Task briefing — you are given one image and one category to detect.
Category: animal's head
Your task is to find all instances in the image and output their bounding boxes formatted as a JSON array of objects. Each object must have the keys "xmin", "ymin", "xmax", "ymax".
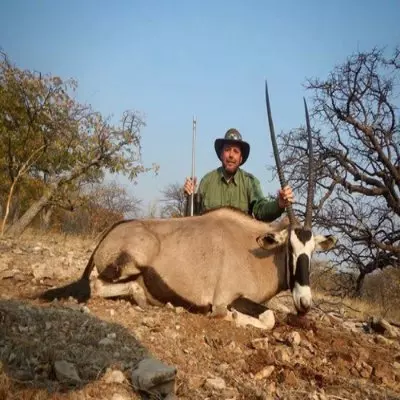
[{"xmin": 256, "ymin": 82, "xmax": 337, "ymax": 314}]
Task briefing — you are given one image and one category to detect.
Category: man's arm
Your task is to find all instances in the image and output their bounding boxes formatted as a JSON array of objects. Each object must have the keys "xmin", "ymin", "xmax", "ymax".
[{"xmin": 248, "ymin": 176, "xmax": 285, "ymax": 222}]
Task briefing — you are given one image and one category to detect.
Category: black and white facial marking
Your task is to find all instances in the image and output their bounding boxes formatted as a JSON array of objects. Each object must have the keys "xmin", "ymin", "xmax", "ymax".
[{"xmin": 287, "ymin": 228, "xmax": 315, "ymax": 314}]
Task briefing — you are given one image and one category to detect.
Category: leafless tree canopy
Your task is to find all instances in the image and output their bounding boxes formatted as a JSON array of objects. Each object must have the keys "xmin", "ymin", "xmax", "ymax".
[
  {"xmin": 160, "ymin": 182, "xmax": 186, "ymax": 218},
  {"xmin": 277, "ymin": 47, "xmax": 400, "ymax": 293}
]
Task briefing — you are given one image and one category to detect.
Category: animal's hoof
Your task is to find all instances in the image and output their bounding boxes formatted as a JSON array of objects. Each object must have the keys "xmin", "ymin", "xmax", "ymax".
[{"xmin": 259, "ymin": 310, "xmax": 275, "ymax": 330}]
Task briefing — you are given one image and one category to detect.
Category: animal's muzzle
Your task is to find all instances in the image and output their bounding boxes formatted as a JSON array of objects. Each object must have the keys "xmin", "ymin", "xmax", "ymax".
[{"xmin": 292, "ymin": 283, "xmax": 312, "ymax": 314}]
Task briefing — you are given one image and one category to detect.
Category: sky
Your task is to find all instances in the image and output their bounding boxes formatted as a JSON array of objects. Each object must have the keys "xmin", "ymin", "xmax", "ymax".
[{"xmin": 1, "ymin": 0, "xmax": 399, "ymax": 215}]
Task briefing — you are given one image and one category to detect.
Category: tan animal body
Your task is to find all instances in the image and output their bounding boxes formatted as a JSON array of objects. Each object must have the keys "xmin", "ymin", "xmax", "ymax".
[{"xmin": 40, "ymin": 208, "xmax": 334, "ymax": 317}]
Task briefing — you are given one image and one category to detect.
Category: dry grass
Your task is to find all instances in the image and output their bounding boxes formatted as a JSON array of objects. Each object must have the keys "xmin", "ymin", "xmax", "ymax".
[{"xmin": 313, "ymin": 291, "xmax": 400, "ymax": 323}]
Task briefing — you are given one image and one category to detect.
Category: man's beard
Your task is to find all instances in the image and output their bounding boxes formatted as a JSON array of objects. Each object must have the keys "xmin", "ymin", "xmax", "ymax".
[{"xmin": 223, "ymin": 161, "xmax": 239, "ymax": 176}]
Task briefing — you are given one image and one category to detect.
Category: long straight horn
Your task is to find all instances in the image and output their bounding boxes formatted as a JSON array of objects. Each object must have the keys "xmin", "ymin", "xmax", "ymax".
[
  {"xmin": 265, "ymin": 81, "xmax": 295, "ymax": 226},
  {"xmin": 303, "ymin": 98, "xmax": 314, "ymax": 229}
]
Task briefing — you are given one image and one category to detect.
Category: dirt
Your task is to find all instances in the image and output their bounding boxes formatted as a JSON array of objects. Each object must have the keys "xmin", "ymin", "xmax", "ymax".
[{"xmin": 0, "ymin": 233, "xmax": 400, "ymax": 400}]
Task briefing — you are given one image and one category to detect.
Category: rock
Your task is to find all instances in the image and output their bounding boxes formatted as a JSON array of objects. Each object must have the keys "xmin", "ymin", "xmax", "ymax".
[
  {"xmin": 141, "ymin": 317, "xmax": 156, "ymax": 327},
  {"xmin": 205, "ymin": 377, "xmax": 226, "ymax": 390},
  {"xmin": 355, "ymin": 361, "xmax": 373, "ymax": 378},
  {"xmin": 80, "ymin": 305, "xmax": 91, "ymax": 314},
  {"xmin": 222, "ymin": 387, "xmax": 239, "ymax": 398},
  {"xmin": 283, "ymin": 369, "xmax": 298, "ymax": 386},
  {"xmin": 300, "ymin": 339, "xmax": 315, "ymax": 353},
  {"xmin": 54, "ymin": 360, "xmax": 81, "ymax": 383},
  {"xmin": 186, "ymin": 374, "xmax": 205, "ymax": 388},
  {"xmin": 254, "ymin": 365, "xmax": 275, "ymax": 380},
  {"xmin": 98, "ymin": 337, "xmax": 114, "ymax": 346},
  {"xmin": 342, "ymin": 321, "xmax": 360, "ymax": 333},
  {"xmin": 32, "ymin": 263, "xmax": 54, "ymax": 280},
  {"xmin": 131, "ymin": 357, "xmax": 176, "ymax": 397},
  {"xmin": 272, "ymin": 332, "xmax": 284, "ymax": 342},
  {"xmin": 217, "ymin": 363, "xmax": 230, "ymax": 373},
  {"xmin": 268, "ymin": 300, "xmax": 291, "ymax": 314},
  {"xmin": 286, "ymin": 331, "xmax": 301, "ymax": 346},
  {"xmin": 103, "ymin": 368, "xmax": 126, "ymax": 384},
  {"xmin": 251, "ymin": 337, "xmax": 269, "ymax": 350},
  {"xmin": 274, "ymin": 347, "xmax": 291, "ymax": 363}
]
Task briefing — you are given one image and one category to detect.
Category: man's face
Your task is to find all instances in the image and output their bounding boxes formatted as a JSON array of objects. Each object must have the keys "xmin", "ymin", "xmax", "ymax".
[{"xmin": 221, "ymin": 144, "xmax": 242, "ymax": 174}]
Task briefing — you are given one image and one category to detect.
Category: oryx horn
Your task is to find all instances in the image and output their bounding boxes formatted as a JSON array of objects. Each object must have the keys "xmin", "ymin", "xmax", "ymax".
[
  {"xmin": 303, "ymin": 98, "xmax": 314, "ymax": 229},
  {"xmin": 265, "ymin": 81, "xmax": 295, "ymax": 226}
]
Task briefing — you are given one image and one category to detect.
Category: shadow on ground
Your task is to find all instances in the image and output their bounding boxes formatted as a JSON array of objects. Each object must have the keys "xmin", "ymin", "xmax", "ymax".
[{"xmin": 0, "ymin": 299, "xmax": 167, "ymax": 398}]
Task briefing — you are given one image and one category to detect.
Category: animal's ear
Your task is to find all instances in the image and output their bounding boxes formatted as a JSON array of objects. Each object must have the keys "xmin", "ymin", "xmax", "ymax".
[
  {"xmin": 314, "ymin": 234, "xmax": 337, "ymax": 251},
  {"xmin": 257, "ymin": 230, "xmax": 288, "ymax": 250}
]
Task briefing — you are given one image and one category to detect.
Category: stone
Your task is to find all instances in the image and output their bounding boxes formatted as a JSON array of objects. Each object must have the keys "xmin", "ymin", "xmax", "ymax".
[
  {"xmin": 254, "ymin": 365, "xmax": 275, "ymax": 380},
  {"xmin": 283, "ymin": 369, "xmax": 298, "ymax": 386},
  {"xmin": 274, "ymin": 347, "xmax": 291, "ymax": 363},
  {"xmin": 205, "ymin": 377, "xmax": 226, "ymax": 390},
  {"xmin": 251, "ymin": 337, "xmax": 269, "ymax": 350},
  {"xmin": 286, "ymin": 331, "xmax": 301, "ymax": 346},
  {"xmin": 98, "ymin": 337, "xmax": 114, "ymax": 346},
  {"xmin": 103, "ymin": 368, "xmax": 126, "ymax": 384},
  {"xmin": 131, "ymin": 357, "xmax": 176, "ymax": 397},
  {"xmin": 54, "ymin": 360, "xmax": 81, "ymax": 383}
]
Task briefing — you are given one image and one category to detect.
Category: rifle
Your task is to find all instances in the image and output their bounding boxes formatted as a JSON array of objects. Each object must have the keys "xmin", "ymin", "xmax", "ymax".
[{"xmin": 185, "ymin": 116, "xmax": 201, "ymax": 217}]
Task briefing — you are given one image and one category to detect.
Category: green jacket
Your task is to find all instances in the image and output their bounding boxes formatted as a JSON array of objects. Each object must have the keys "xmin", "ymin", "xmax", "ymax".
[{"xmin": 197, "ymin": 167, "xmax": 284, "ymax": 222}]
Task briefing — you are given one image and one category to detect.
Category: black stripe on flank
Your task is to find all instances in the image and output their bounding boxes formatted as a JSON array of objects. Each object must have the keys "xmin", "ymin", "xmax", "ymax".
[
  {"xmin": 99, "ymin": 251, "xmax": 133, "ymax": 282},
  {"xmin": 139, "ymin": 266, "xmax": 211, "ymax": 314},
  {"xmin": 295, "ymin": 254, "xmax": 310, "ymax": 286}
]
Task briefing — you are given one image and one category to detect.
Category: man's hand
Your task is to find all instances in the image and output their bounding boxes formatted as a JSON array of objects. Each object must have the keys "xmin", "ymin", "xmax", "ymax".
[
  {"xmin": 183, "ymin": 177, "xmax": 197, "ymax": 196},
  {"xmin": 277, "ymin": 185, "xmax": 294, "ymax": 209}
]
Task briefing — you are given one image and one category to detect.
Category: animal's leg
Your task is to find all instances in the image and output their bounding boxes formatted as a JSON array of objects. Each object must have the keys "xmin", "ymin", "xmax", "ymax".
[
  {"xmin": 91, "ymin": 279, "xmax": 148, "ymax": 308},
  {"xmin": 229, "ymin": 297, "xmax": 269, "ymax": 318},
  {"xmin": 229, "ymin": 309, "xmax": 275, "ymax": 330},
  {"xmin": 209, "ymin": 304, "xmax": 229, "ymax": 318},
  {"xmin": 225, "ymin": 298, "xmax": 276, "ymax": 330}
]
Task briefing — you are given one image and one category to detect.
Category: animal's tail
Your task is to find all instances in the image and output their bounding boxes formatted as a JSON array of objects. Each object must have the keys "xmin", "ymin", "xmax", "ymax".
[{"xmin": 39, "ymin": 252, "xmax": 96, "ymax": 303}]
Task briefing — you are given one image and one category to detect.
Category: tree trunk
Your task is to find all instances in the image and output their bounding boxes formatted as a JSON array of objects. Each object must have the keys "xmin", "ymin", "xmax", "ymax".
[
  {"xmin": 5, "ymin": 190, "xmax": 54, "ymax": 237},
  {"xmin": 40, "ymin": 206, "xmax": 53, "ymax": 231},
  {"xmin": 355, "ymin": 272, "xmax": 365, "ymax": 297}
]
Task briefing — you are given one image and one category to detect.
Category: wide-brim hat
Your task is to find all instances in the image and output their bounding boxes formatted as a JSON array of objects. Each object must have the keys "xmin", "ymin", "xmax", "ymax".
[{"xmin": 214, "ymin": 128, "xmax": 250, "ymax": 165}]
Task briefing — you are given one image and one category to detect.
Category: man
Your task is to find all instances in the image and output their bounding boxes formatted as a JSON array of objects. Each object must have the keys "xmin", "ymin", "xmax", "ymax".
[{"xmin": 183, "ymin": 128, "xmax": 294, "ymax": 222}]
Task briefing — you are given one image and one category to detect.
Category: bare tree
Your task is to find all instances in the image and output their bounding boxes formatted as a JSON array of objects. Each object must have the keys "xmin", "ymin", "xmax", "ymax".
[
  {"xmin": 53, "ymin": 181, "xmax": 142, "ymax": 235},
  {"xmin": 277, "ymin": 47, "xmax": 400, "ymax": 294},
  {"xmin": 159, "ymin": 182, "xmax": 186, "ymax": 218}
]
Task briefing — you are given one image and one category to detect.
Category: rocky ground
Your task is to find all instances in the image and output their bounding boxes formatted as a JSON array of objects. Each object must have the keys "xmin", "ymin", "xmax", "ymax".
[{"xmin": 0, "ymin": 232, "xmax": 400, "ymax": 400}]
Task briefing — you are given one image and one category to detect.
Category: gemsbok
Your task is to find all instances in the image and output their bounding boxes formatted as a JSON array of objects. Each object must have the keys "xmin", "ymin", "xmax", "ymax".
[{"xmin": 41, "ymin": 82, "xmax": 337, "ymax": 328}]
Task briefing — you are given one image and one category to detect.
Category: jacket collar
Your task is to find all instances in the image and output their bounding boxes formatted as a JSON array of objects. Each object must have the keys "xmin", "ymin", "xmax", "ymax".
[{"xmin": 218, "ymin": 167, "xmax": 241, "ymax": 185}]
